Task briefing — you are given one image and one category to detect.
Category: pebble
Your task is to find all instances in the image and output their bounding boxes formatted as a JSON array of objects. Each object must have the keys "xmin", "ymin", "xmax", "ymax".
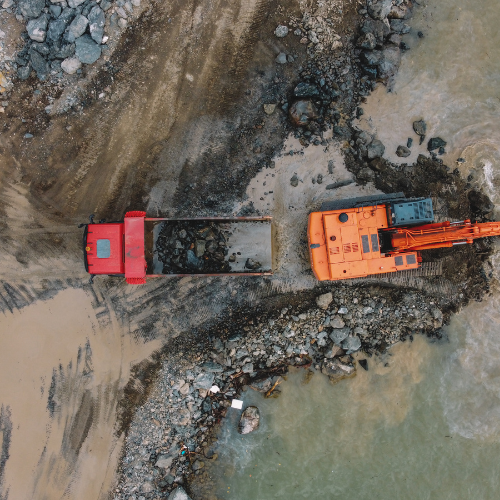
[
  {"xmin": 275, "ymin": 52, "xmax": 287, "ymax": 64},
  {"xmin": 274, "ymin": 25, "xmax": 289, "ymax": 38},
  {"xmin": 396, "ymin": 145, "xmax": 411, "ymax": 158}
]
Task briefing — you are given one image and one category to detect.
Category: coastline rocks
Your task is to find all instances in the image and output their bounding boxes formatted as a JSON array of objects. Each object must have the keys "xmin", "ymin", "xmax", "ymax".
[
  {"xmin": 427, "ymin": 137, "xmax": 447, "ymax": 151},
  {"xmin": 330, "ymin": 327, "xmax": 350, "ymax": 345},
  {"xmin": 289, "ymin": 99, "xmax": 319, "ymax": 126},
  {"xmin": 341, "ymin": 336, "xmax": 362, "ymax": 354},
  {"xmin": 238, "ymin": 406, "xmax": 260, "ymax": 434},
  {"xmin": 66, "ymin": 15, "xmax": 89, "ymax": 43},
  {"xmin": 367, "ymin": 0, "xmax": 393, "ymax": 21},
  {"xmin": 316, "ymin": 292, "xmax": 333, "ymax": 310},
  {"xmin": 321, "ymin": 358, "xmax": 356, "ymax": 383}
]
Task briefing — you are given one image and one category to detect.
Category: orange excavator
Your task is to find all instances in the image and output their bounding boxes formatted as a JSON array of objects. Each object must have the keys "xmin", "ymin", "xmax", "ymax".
[{"xmin": 308, "ymin": 193, "xmax": 500, "ymax": 281}]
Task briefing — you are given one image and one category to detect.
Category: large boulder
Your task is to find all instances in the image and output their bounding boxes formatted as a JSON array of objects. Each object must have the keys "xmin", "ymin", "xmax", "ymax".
[
  {"xmin": 367, "ymin": 0, "xmax": 393, "ymax": 20},
  {"xmin": 30, "ymin": 50, "xmax": 49, "ymax": 79},
  {"xmin": 377, "ymin": 46, "xmax": 401, "ymax": 81},
  {"xmin": 361, "ymin": 18, "xmax": 390, "ymax": 44},
  {"xmin": 341, "ymin": 336, "xmax": 362, "ymax": 354},
  {"xmin": 75, "ymin": 34, "xmax": 101, "ymax": 64},
  {"xmin": 367, "ymin": 139, "xmax": 385, "ymax": 159},
  {"xmin": 321, "ymin": 359, "xmax": 356, "ymax": 383},
  {"xmin": 193, "ymin": 372, "xmax": 214, "ymax": 390},
  {"xmin": 329, "ymin": 327, "xmax": 350, "ymax": 345},
  {"xmin": 88, "ymin": 6, "xmax": 105, "ymax": 44},
  {"xmin": 289, "ymin": 99, "xmax": 319, "ymax": 126},
  {"xmin": 66, "ymin": 15, "xmax": 88, "ymax": 42},
  {"xmin": 238, "ymin": 406, "xmax": 260, "ymax": 434},
  {"xmin": 316, "ymin": 292, "xmax": 333, "ymax": 310},
  {"xmin": 47, "ymin": 9, "xmax": 76, "ymax": 43}
]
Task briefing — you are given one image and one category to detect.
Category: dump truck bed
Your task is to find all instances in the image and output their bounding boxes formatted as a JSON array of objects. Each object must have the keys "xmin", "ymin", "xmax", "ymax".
[{"xmin": 146, "ymin": 217, "xmax": 273, "ymax": 277}]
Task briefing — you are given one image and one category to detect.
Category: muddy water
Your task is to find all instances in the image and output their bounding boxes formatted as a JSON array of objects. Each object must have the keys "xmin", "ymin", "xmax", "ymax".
[{"xmin": 211, "ymin": 0, "xmax": 500, "ymax": 497}]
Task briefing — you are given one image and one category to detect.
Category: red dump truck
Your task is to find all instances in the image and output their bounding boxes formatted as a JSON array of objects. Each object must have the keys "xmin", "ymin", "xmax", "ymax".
[{"xmin": 80, "ymin": 211, "xmax": 273, "ymax": 284}]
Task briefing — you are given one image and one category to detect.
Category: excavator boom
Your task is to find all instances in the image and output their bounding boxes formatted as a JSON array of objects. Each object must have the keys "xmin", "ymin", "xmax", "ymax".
[{"xmin": 389, "ymin": 220, "xmax": 500, "ymax": 252}]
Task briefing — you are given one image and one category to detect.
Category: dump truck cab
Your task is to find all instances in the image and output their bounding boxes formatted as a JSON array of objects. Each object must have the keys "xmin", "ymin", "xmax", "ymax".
[{"xmin": 83, "ymin": 222, "xmax": 125, "ymax": 276}]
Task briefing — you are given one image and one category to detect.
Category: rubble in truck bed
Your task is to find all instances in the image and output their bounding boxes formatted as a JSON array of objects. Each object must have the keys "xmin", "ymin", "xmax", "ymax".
[{"xmin": 154, "ymin": 221, "xmax": 263, "ymax": 274}]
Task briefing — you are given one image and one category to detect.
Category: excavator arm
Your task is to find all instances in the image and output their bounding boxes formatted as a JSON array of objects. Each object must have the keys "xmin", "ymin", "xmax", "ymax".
[{"xmin": 388, "ymin": 220, "xmax": 500, "ymax": 253}]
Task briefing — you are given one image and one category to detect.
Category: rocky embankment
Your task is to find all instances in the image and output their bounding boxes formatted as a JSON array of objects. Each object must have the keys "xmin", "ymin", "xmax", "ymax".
[{"xmin": 115, "ymin": 286, "xmax": 446, "ymax": 499}]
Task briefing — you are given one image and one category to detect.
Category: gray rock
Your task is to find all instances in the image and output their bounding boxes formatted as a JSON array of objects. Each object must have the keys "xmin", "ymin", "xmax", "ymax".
[
  {"xmin": 61, "ymin": 56, "xmax": 81, "ymax": 74},
  {"xmin": 290, "ymin": 174, "xmax": 299, "ymax": 187},
  {"xmin": 142, "ymin": 482, "xmax": 154, "ymax": 493},
  {"xmin": 238, "ymin": 406, "xmax": 260, "ymax": 434},
  {"xmin": 194, "ymin": 239, "xmax": 205, "ymax": 258},
  {"xmin": 49, "ymin": 5, "xmax": 61, "ymax": 18},
  {"xmin": 337, "ymin": 306, "xmax": 348, "ymax": 314},
  {"xmin": 67, "ymin": 0, "xmax": 86, "ymax": 8},
  {"xmin": 330, "ymin": 316, "xmax": 345, "ymax": 329},
  {"xmin": 101, "ymin": 0, "xmax": 112, "ymax": 10},
  {"xmin": 316, "ymin": 292, "xmax": 333, "ymax": 310},
  {"xmin": 276, "ymin": 52, "xmax": 287, "ymax": 64},
  {"xmin": 88, "ymin": 6, "xmax": 105, "ymax": 44},
  {"xmin": 245, "ymin": 258, "xmax": 261, "ymax": 270},
  {"xmin": 47, "ymin": 9, "xmax": 75, "ymax": 42},
  {"xmin": 413, "ymin": 119, "xmax": 426, "ymax": 137},
  {"xmin": 427, "ymin": 137, "xmax": 447, "ymax": 151},
  {"xmin": 53, "ymin": 43, "xmax": 76, "ymax": 59},
  {"xmin": 396, "ymin": 145, "xmax": 411, "ymax": 158},
  {"xmin": 274, "ymin": 25, "xmax": 288, "ymax": 37},
  {"xmin": 390, "ymin": 19, "xmax": 410, "ymax": 34},
  {"xmin": 155, "ymin": 455, "xmax": 173, "ymax": 469},
  {"xmin": 289, "ymin": 99, "xmax": 319, "ymax": 126},
  {"xmin": 24, "ymin": 133, "xmax": 34, "ymax": 138},
  {"xmin": 67, "ymin": 14, "xmax": 88, "ymax": 42},
  {"xmin": 357, "ymin": 32, "xmax": 376, "ymax": 50},
  {"xmin": 367, "ymin": 0, "xmax": 392, "ymax": 20},
  {"xmin": 27, "ymin": 14, "xmax": 48, "ymax": 42},
  {"xmin": 341, "ymin": 336, "xmax": 362, "ymax": 354},
  {"xmin": 263, "ymin": 103, "xmax": 276, "ymax": 115},
  {"xmin": 362, "ymin": 49, "xmax": 382, "ymax": 66},
  {"xmin": 321, "ymin": 359, "xmax": 356, "ymax": 382},
  {"xmin": 192, "ymin": 460, "xmax": 204, "ymax": 471},
  {"xmin": 75, "ymin": 34, "xmax": 101, "ymax": 64},
  {"xmin": 193, "ymin": 372, "xmax": 214, "ymax": 390},
  {"xmin": 468, "ymin": 189, "xmax": 494, "ymax": 214},
  {"xmin": 200, "ymin": 361, "xmax": 224, "ymax": 373},
  {"xmin": 18, "ymin": 0, "xmax": 45, "ymax": 19},
  {"xmin": 378, "ymin": 46, "xmax": 401, "ymax": 81},
  {"xmin": 168, "ymin": 486, "xmax": 192, "ymax": 500},
  {"xmin": 329, "ymin": 327, "xmax": 350, "ymax": 345},
  {"xmin": 18, "ymin": 64, "xmax": 32, "ymax": 80},
  {"xmin": 367, "ymin": 139, "xmax": 385, "ymax": 159},
  {"xmin": 293, "ymin": 82, "xmax": 320, "ymax": 98},
  {"xmin": 30, "ymin": 50, "xmax": 49, "ymax": 79},
  {"xmin": 242, "ymin": 363, "xmax": 254, "ymax": 374},
  {"xmin": 361, "ymin": 18, "xmax": 390, "ymax": 43}
]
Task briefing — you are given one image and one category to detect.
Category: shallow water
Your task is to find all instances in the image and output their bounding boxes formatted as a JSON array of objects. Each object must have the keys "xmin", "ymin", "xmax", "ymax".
[{"xmin": 210, "ymin": 0, "xmax": 500, "ymax": 497}]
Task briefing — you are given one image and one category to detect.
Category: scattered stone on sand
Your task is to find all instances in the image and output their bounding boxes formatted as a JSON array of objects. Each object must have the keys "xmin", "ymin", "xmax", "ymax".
[
  {"xmin": 290, "ymin": 174, "xmax": 299, "ymax": 187},
  {"xmin": 27, "ymin": 14, "xmax": 48, "ymax": 42},
  {"xmin": 427, "ymin": 137, "xmax": 447, "ymax": 151},
  {"xmin": 238, "ymin": 406, "xmax": 260, "ymax": 434},
  {"xmin": 289, "ymin": 99, "xmax": 319, "ymax": 126},
  {"xmin": 168, "ymin": 486, "xmax": 192, "ymax": 500},
  {"xmin": 367, "ymin": 139, "xmax": 385, "ymax": 159},
  {"xmin": 274, "ymin": 25, "xmax": 289, "ymax": 38},
  {"xmin": 358, "ymin": 359, "xmax": 368, "ymax": 371},
  {"xmin": 263, "ymin": 103, "xmax": 276, "ymax": 115},
  {"xmin": 75, "ymin": 34, "xmax": 101, "ymax": 64},
  {"xmin": 396, "ymin": 145, "xmax": 411, "ymax": 157},
  {"xmin": 413, "ymin": 119, "xmax": 427, "ymax": 137},
  {"xmin": 61, "ymin": 57, "xmax": 81, "ymax": 74}
]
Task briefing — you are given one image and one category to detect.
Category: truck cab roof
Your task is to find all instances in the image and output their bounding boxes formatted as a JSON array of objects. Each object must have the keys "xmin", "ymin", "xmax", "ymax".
[{"xmin": 85, "ymin": 223, "xmax": 125, "ymax": 275}]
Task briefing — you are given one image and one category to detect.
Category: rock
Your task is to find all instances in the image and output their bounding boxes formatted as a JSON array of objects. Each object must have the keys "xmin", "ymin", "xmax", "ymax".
[
  {"xmin": 468, "ymin": 189, "xmax": 494, "ymax": 214},
  {"xmin": 337, "ymin": 306, "xmax": 348, "ymax": 314},
  {"xmin": 2, "ymin": 0, "xmax": 13, "ymax": 7},
  {"xmin": 390, "ymin": 19, "xmax": 411, "ymax": 34},
  {"xmin": 61, "ymin": 57, "xmax": 81, "ymax": 74},
  {"xmin": 389, "ymin": 3, "xmax": 410, "ymax": 19},
  {"xmin": 330, "ymin": 316, "xmax": 345, "ymax": 329},
  {"xmin": 53, "ymin": 43, "xmax": 75, "ymax": 59},
  {"xmin": 185, "ymin": 249, "xmax": 203, "ymax": 270},
  {"xmin": 367, "ymin": 139, "xmax": 385, "ymax": 159},
  {"xmin": 407, "ymin": 137, "xmax": 413, "ymax": 148},
  {"xmin": 324, "ymin": 345, "xmax": 342, "ymax": 358},
  {"xmin": 413, "ymin": 119, "xmax": 426, "ymax": 137},
  {"xmin": 169, "ymin": 486, "xmax": 192, "ymax": 500},
  {"xmin": 245, "ymin": 258, "xmax": 261, "ymax": 270},
  {"xmin": 293, "ymin": 82, "xmax": 320, "ymax": 98},
  {"xmin": 276, "ymin": 52, "xmax": 287, "ymax": 64},
  {"xmin": 263, "ymin": 103, "xmax": 276, "ymax": 115},
  {"xmin": 193, "ymin": 372, "xmax": 214, "ymax": 390},
  {"xmin": 18, "ymin": 65, "xmax": 32, "ymax": 80},
  {"xmin": 49, "ymin": 4, "xmax": 61, "ymax": 17},
  {"xmin": 321, "ymin": 359, "xmax": 356, "ymax": 383},
  {"xmin": 194, "ymin": 240, "xmax": 205, "ymax": 258},
  {"xmin": 75, "ymin": 34, "xmax": 101, "ymax": 64},
  {"xmin": 274, "ymin": 25, "xmax": 288, "ymax": 37},
  {"xmin": 361, "ymin": 18, "xmax": 390, "ymax": 43},
  {"xmin": 142, "ymin": 482, "xmax": 154, "ymax": 493},
  {"xmin": 289, "ymin": 99, "xmax": 318, "ymax": 126},
  {"xmin": 367, "ymin": 0, "xmax": 393, "ymax": 20},
  {"xmin": 378, "ymin": 46, "xmax": 401, "ymax": 81},
  {"xmin": 250, "ymin": 376, "xmax": 283, "ymax": 393},
  {"xmin": 242, "ymin": 363, "xmax": 254, "ymax": 374},
  {"xmin": 18, "ymin": 0, "xmax": 45, "ymax": 19},
  {"xmin": 238, "ymin": 406, "xmax": 260, "ymax": 434},
  {"xmin": 396, "ymin": 145, "xmax": 411, "ymax": 158},
  {"xmin": 24, "ymin": 133, "xmax": 34, "ymax": 139},
  {"xmin": 290, "ymin": 174, "xmax": 299, "ymax": 187},
  {"xmin": 341, "ymin": 336, "xmax": 362, "ymax": 354},
  {"xmin": 27, "ymin": 14, "xmax": 48, "ymax": 42},
  {"xmin": 88, "ymin": 6, "xmax": 105, "ymax": 44},
  {"xmin": 325, "ymin": 180, "xmax": 354, "ymax": 190},
  {"xmin": 316, "ymin": 292, "xmax": 333, "ymax": 310},
  {"xmin": 30, "ymin": 50, "xmax": 49, "ymax": 79},
  {"xmin": 361, "ymin": 49, "xmax": 382, "ymax": 66},
  {"xmin": 357, "ymin": 32, "xmax": 376, "ymax": 50},
  {"xmin": 192, "ymin": 460, "xmax": 204, "ymax": 471},
  {"xmin": 66, "ymin": 15, "xmax": 88, "ymax": 42},
  {"xmin": 427, "ymin": 137, "xmax": 447, "ymax": 151},
  {"xmin": 358, "ymin": 359, "xmax": 368, "ymax": 371},
  {"xmin": 329, "ymin": 327, "xmax": 350, "ymax": 345},
  {"xmin": 200, "ymin": 361, "xmax": 224, "ymax": 372},
  {"xmin": 67, "ymin": 0, "xmax": 86, "ymax": 8}
]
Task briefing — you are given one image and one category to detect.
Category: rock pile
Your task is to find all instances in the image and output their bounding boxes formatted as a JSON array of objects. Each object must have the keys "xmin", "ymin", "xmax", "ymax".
[
  {"xmin": 8, "ymin": 0, "xmax": 141, "ymax": 81},
  {"xmin": 115, "ymin": 286, "xmax": 445, "ymax": 499},
  {"xmin": 155, "ymin": 221, "xmax": 247, "ymax": 274}
]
